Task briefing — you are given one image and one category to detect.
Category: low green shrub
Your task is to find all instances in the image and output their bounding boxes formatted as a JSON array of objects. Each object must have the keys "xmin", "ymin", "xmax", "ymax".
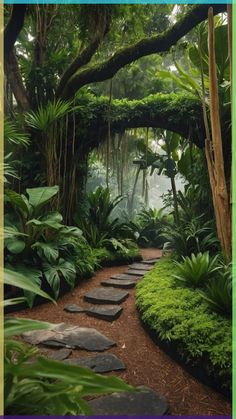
[
  {"xmin": 173, "ymin": 252, "xmax": 220, "ymax": 288},
  {"xmin": 200, "ymin": 266, "xmax": 232, "ymax": 318},
  {"xmin": 136, "ymin": 259, "xmax": 231, "ymax": 391},
  {"xmin": 93, "ymin": 243, "xmax": 141, "ymax": 266}
]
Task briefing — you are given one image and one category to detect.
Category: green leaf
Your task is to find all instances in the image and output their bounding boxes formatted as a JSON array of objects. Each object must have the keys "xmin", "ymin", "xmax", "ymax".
[
  {"xmin": 4, "ymin": 268, "xmax": 55, "ymax": 304},
  {"xmin": 5, "ymin": 190, "xmax": 30, "ymax": 215},
  {"xmin": 4, "ymin": 318, "xmax": 51, "ymax": 338},
  {"xmin": 26, "ymin": 186, "xmax": 59, "ymax": 209},
  {"xmin": 32, "ymin": 241, "xmax": 59, "ymax": 263},
  {"xmin": 5, "ymin": 238, "xmax": 26, "ymax": 254},
  {"xmin": 43, "ymin": 259, "xmax": 76, "ymax": 299}
]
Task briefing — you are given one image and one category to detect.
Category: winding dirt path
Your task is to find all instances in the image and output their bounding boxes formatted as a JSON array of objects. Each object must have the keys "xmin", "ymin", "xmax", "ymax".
[{"xmin": 13, "ymin": 248, "xmax": 231, "ymax": 415}]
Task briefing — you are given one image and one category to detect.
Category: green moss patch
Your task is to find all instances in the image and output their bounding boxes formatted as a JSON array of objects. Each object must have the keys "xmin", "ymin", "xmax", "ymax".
[{"xmin": 136, "ymin": 258, "xmax": 231, "ymax": 392}]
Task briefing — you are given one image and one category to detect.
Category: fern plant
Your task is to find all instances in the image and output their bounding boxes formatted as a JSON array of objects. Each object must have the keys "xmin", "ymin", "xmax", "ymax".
[{"xmin": 173, "ymin": 252, "xmax": 220, "ymax": 288}]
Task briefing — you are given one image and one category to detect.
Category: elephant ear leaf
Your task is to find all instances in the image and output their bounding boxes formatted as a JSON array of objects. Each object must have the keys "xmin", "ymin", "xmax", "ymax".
[{"xmin": 26, "ymin": 186, "xmax": 59, "ymax": 210}]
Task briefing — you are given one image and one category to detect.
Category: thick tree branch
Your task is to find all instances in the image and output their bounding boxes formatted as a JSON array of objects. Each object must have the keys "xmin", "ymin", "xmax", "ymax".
[
  {"xmin": 56, "ymin": 37, "xmax": 104, "ymax": 98},
  {"xmin": 62, "ymin": 4, "xmax": 226, "ymax": 99},
  {"xmin": 5, "ymin": 50, "xmax": 31, "ymax": 111},
  {"xmin": 4, "ymin": 5, "xmax": 27, "ymax": 59},
  {"xmin": 56, "ymin": 9, "xmax": 111, "ymax": 97}
]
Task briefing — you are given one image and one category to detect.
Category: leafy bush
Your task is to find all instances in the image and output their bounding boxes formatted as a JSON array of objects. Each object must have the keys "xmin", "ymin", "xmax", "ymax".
[
  {"xmin": 134, "ymin": 208, "xmax": 168, "ymax": 248},
  {"xmin": 4, "ymin": 186, "xmax": 97, "ymax": 302},
  {"xmin": 75, "ymin": 186, "xmax": 123, "ymax": 241},
  {"xmin": 4, "ymin": 269, "xmax": 134, "ymax": 415},
  {"xmin": 136, "ymin": 259, "xmax": 231, "ymax": 391},
  {"xmin": 162, "ymin": 216, "xmax": 219, "ymax": 258},
  {"xmin": 173, "ymin": 252, "xmax": 220, "ymax": 288},
  {"xmin": 200, "ymin": 265, "xmax": 232, "ymax": 317}
]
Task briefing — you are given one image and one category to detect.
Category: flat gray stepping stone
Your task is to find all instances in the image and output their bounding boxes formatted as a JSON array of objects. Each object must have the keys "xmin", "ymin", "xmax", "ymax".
[
  {"xmin": 101, "ymin": 279, "xmax": 136, "ymax": 289},
  {"xmin": 142, "ymin": 258, "xmax": 160, "ymax": 265},
  {"xmin": 86, "ymin": 305, "xmax": 123, "ymax": 321},
  {"xmin": 110, "ymin": 273, "xmax": 140, "ymax": 281},
  {"xmin": 128, "ymin": 263, "xmax": 153, "ymax": 270},
  {"xmin": 64, "ymin": 304, "xmax": 86, "ymax": 313},
  {"xmin": 22, "ymin": 323, "xmax": 115, "ymax": 352},
  {"xmin": 64, "ymin": 354, "xmax": 126, "ymax": 373},
  {"xmin": 124, "ymin": 269, "xmax": 145, "ymax": 276},
  {"xmin": 88, "ymin": 387, "xmax": 169, "ymax": 415},
  {"xmin": 49, "ymin": 348, "xmax": 72, "ymax": 361},
  {"xmin": 84, "ymin": 288, "xmax": 129, "ymax": 305}
]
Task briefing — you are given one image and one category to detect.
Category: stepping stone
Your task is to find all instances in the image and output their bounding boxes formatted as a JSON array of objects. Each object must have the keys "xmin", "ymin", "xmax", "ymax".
[
  {"xmin": 86, "ymin": 305, "xmax": 122, "ymax": 321},
  {"xmin": 110, "ymin": 273, "xmax": 140, "ymax": 281},
  {"xmin": 64, "ymin": 354, "xmax": 126, "ymax": 373},
  {"xmin": 142, "ymin": 258, "xmax": 160, "ymax": 265},
  {"xmin": 22, "ymin": 323, "xmax": 115, "ymax": 352},
  {"xmin": 49, "ymin": 348, "xmax": 72, "ymax": 361},
  {"xmin": 124, "ymin": 269, "xmax": 145, "ymax": 276},
  {"xmin": 128, "ymin": 263, "xmax": 153, "ymax": 270},
  {"xmin": 101, "ymin": 279, "xmax": 136, "ymax": 289},
  {"xmin": 88, "ymin": 387, "xmax": 169, "ymax": 415},
  {"xmin": 84, "ymin": 288, "xmax": 129, "ymax": 305},
  {"xmin": 64, "ymin": 304, "xmax": 86, "ymax": 313}
]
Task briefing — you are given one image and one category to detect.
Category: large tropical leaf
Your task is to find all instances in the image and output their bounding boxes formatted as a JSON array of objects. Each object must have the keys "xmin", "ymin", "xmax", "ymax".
[
  {"xmin": 4, "ymin": 268, "xmax": 54, "ymax": 304},
  {"xmin": 27, "ymin": 212, "xmax": 63, "ymax": 230},
  {"xmin": 4, "ymin": 318, "xmax": 51, "ymax": 338},
  {"xmin": 31, "ymin": 241, "xmax": 59, "ymax": 263},
  {"xmin": 26, "ymin": 186, "xmax": 59, "ymax": 209},
  {"xmin": 43, "ymin": 259, "xmax": 76, "ymax": 298},
  {"xmin": 5, "ymin": 189, "xmax": 30, "ymax": 216}
]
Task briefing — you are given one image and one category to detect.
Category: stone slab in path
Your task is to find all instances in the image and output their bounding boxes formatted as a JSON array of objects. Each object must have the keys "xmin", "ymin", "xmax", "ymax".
[
  {"xmin": 142, "ymin": 258, "xmax": 161, "ymax": 265},
  {"xmin": 64, "ymin": 304, "xmax": 86, "ymax": 313},
  {"xmin": 101, "ymin": 278, "xmax": 136, "ymax": 289},
  {"xmin": 86, "ymin": 305, "xmax": 123, "ymax": 321},
  {"xmin": 49, "ymin": 348, "xmax": 72, "ymax": 361},
  {"xmin": 22, "ymin": 323, "xmax": 116, "ymax": 352},
  {"xmin": 88, "ymin": 387, "xmax": 169, "ymax": 415},
  {"xmin": 128, "ymin": 263, "xmax": 153, "ymax": 271},
  {"xmin": 110, "ymin": 273, "xmax": 140, "ymax": 281},
  {"xmin": 64, "ymin": 353, "xmax": 126, "ymax": 373},
  {"xmin": 124, "ymin": 269, "xmax": 145, "ymax": 276},
  {"xmin": 84, "ymin": 288, "xmax": 129, "ymax": 305}
]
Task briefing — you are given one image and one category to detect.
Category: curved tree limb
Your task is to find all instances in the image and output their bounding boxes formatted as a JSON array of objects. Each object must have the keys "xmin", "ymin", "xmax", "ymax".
[
  {"xmin": 62, "ymin": 4, "xmax": 226, "ymax": 99},
  {"xmin": 74, "ymin": 94, "xmax": 207, "ymax": 153},
  {"xmin": 4, "ymin": 4, "xmax": 27, "ymax": 59}
]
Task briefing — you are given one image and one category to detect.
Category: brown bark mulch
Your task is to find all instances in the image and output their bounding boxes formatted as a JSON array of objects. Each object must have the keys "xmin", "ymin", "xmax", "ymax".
[{"xmin": 11, "ymin": 248, "xmax": 231, "ymax": 416}]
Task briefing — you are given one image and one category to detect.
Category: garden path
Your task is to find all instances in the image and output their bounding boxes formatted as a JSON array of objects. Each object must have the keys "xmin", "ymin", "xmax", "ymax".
[{"xmin": 15, "ymin": 248, "xmax": 231, "ymax": 415}]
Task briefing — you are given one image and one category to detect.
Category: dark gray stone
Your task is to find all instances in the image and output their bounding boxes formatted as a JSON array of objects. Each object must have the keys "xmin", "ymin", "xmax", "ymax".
[
  {"xmin": 22, "ymin": 323, "xmax": 116, "ymax": 352},
  {"xmin": 86, "ymin": 305, "xmax": 123, "ymax": 321},
  {"xmin": 101, "ymin": 279, "xmax": 136, "ymax": 289},
  {"xmin": 84, "ymin": 288, "xmax": 129, "ymax": 305},
  {"xmin": 64, "ymin": 353, "xmax": 126, "ymax": 373},
  {"xmin": 142, "ymin": 258, "xmax": 161, "ymax": 265},
  {"xmin": 49, "ymin": 348, "xmax": 72, "ymax": 361},
  {"xmin": 124, "ymin": 269, "xmax": 145, "ymax": 276},
  {"xmin": 128, "ymin": 263, "xmax": 153, "ymax": 270},
  {"xmin": 88, "ymin": 387, "xmax": 169, "ymax": 415},
  {"xmin": 110, "ymin": 273, "xmax": 140, "ymax": 281},
  {"xmin": 64, "ymin": 304, "xmax": 86, "ymax": 313}
]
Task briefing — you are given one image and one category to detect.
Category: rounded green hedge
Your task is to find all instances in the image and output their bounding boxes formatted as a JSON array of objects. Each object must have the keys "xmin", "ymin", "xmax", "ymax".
[{"xmin": 135, "ymin": 258, "xmax": 231, "ymax": 392}]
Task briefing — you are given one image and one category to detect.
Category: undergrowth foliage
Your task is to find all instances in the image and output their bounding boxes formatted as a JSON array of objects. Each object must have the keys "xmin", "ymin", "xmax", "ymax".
[{"xmin": 136, "ymin": 259, "xmax": 231, "ymax": 392}]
